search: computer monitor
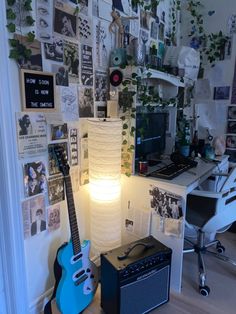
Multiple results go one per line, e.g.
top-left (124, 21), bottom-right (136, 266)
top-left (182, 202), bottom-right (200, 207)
top-left (135, 109), bottom-right (167, 166)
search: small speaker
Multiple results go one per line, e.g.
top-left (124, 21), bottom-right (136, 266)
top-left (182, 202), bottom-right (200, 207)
top-left (110, 70), bottom-right (123, 87)
top-left (110, 48), bottom-right (126, 67)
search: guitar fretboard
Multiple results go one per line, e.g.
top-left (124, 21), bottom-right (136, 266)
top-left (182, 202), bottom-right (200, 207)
top-left (64, 175), bottom-right (81, 255)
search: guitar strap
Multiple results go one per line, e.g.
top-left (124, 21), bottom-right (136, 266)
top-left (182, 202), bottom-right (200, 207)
top-left (44, 246), bottom-right (64, 314)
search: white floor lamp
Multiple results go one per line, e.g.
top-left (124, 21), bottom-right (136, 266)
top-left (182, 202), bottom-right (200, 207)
top-left (88, 118), bottom-right (122, 254)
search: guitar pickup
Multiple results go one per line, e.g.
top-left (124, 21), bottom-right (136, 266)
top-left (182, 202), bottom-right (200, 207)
top-left (74, 274), bottom-right (88, 286)
top-left (71, 253), bottom-right (83, 263)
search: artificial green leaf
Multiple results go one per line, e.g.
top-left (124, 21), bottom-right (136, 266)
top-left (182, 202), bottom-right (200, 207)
top-left (25, 16), bottom-right (35, 26)
top-left (6, 8), bottom-right (16, 20)
top-left (6, 22), bottom-right (16, 33)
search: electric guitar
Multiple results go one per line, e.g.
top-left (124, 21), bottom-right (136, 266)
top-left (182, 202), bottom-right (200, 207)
top-left (45, 146), bottom-right (98, 314)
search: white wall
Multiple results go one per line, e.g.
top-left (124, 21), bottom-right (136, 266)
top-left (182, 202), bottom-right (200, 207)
top-left (181, 0), bottom-right (236, 139)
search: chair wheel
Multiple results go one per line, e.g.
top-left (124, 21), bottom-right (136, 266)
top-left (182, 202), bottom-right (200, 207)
top-left (199, 285), bottom-right (210, 296)
top-left (216, 244), bottom-right (225, 254)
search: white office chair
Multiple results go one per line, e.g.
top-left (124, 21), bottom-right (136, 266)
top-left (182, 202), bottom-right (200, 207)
top-left (184, 166), bottom-right (236, 296)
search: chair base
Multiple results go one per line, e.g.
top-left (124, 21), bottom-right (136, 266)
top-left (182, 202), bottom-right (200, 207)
top-left (183, 229), bottom-right (236, 295)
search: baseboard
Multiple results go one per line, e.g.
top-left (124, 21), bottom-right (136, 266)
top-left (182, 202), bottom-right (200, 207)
top-left (29, 287), bottom-right (54, 314)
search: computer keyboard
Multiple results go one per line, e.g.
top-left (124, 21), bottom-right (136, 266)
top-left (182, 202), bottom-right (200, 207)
top-left (149, 163), bottom-right (193, 180)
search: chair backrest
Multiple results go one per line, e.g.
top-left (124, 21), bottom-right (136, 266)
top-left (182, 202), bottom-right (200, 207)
top-left (202, 166), bottom-right (236, 233)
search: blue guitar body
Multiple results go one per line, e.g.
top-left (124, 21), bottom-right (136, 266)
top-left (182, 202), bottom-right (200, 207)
top-left (56, 239), bottom-right (98, 314)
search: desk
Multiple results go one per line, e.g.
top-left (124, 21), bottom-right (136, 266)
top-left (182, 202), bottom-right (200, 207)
top-left (121, 156), bottom-right (229, 293)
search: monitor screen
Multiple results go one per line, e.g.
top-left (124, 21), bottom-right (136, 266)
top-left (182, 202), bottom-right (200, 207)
top-left (135, 111), bottom-right (167, 165)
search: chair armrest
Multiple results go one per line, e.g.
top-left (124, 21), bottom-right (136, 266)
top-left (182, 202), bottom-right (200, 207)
top-left (190, 189), bottom-right (223, 199)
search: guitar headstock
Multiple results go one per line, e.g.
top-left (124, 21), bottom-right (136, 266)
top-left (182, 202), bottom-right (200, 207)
top-left (53, 145), bottom-right (70, 176)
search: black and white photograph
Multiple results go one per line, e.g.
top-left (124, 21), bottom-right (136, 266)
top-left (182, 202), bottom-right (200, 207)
top-left (79, 87), bottom-right (94, 117)
top-left (213, 86), bottom-right (230, 100)
top-left (51, 123), bottom-right (68, 140)
top-left (140, 10), bottom-right (150, 30)
top-left (69, 128), bottom-right (78, 166)
top-left (228, 106), bottom-right (236, 119)
top-left (18, 114), bottom-right (33, 136)
top-left (227, 121), bottom-right (236, 134)
top-left (24, 161), bottom-right (47, 197)
top-left (44, 37), bottom-right (63, 62)
top-left (149, 186), bottom-right (183, 219)
top-left (48, 175), bottom-right (65, 205)
top-left (63, 40), bottom-right (79, 81)
top-left (226, 135), bottom-right (236, 149)
top-left (81, 45), bottom-right (93, 86)
top-left (150, 21), bottom-right (158, 39)
top-left (95, 105), bottom-right (106, 118)
top-left (78, 14), bottom-right (93, 43)
top-left (95, 70), bottom-right (108, 102)
top-left (52, 64), bottom-right (69, 86)
top-left (159, 22), bottom-right (165, 41)
top-left (54, 7), bottom-right (77, 38)
top-left (80, 169), bottom-right (89, 185)
top-left (48, 142), bottom-right (68, 176)
top-left (112, 0), bottom-right (130, 14)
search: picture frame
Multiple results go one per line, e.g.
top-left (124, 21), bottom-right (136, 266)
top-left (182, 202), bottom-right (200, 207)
top-left (213, 86), bottom-right (230, 100)
top-left (21, 69), bottom-right (56, 112)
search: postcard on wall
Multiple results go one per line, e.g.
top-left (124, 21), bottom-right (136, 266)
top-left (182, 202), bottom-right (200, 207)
top-left (36, 0), bottom-right (53, 42)
top-left (80, 169), bottom-right (89, 185)
top-left (227, 121), bottom-right (236, 134)
top-left (23, 161), bottom-right (47, 197)
top-left (228, 106), bottom-right (236, 120)
top-left (60, 84), bottom-right (79, 120)
top-left (14, 34), bottom-right (42, 71)
top-left (80, 137), bottom-right (89, 169)
top-left (51, 123), bottom-right (68, 140)
top-left (226, 135), bottom-right (236, 149)
top-left (47, 204), bottom-right (61, 231)
top-left (79, 87), bottom-right (94, 118)
top-left (16, 112), bottom-right (47, 158)
top-left (95, 70), bottom-right (108, 102)
top-left (69, 128), bottom-right (79, 166)
top-left (95, 104), bottom-right (106, 118)
top-left (48, 175), bottom-right (65, 205)
top-left (51, 64), bottom-right (69, 87)
top-left (149, 185), bottom-right (183, 238)
top-left (78, 14), bottom-right (93, 44)
top-left (70, 166), bottom-right (80, 192)
top-left (81, 45), bottom-right (93, 86)
top-left (213, 86), bottom-right (230, 100)
top-left (22, 194), bottom-right (46, 239)
top-left (43, 37), bottom-right (64, 62)
top-left (231, 59), bottom-right (236, 104)
top-left (54, 5), bottom-right (77, 39)
top-left (94, 19), bottom-right (112, 69)
top-left (63, 40), bottom-right (79, 83)
top-left (125, 205), bottom-right (151, 238)
top-left (48, 142), bottom-right (68, 176)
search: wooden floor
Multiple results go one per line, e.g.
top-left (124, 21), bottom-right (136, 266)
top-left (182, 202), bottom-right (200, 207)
top-left (52, 231), bottom-right (236, 314)
top-left (84, 232), bottom-right (236, 314)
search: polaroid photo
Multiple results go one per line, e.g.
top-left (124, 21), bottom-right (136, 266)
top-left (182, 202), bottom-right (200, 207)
top-left (228, 106), bottom-right (236, 120)
top-left (51, 123), bottom-right (68, 140)
top-left (213, 86), bottom-right (230, 100)
top-left (226, 135), bottom-right (236, 149)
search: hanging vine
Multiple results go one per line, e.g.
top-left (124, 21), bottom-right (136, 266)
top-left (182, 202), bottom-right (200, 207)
top-left (6, 0), bottom-right (35, 66)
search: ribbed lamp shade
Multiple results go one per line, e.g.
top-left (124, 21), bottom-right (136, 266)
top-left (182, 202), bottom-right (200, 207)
top-left (88, 119), bottom-right (122, 253)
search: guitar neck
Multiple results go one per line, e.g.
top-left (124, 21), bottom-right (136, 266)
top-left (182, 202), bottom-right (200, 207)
top-left (64, 175), bottom-right (81, 255)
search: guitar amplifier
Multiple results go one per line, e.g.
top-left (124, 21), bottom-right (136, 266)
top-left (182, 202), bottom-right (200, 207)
top-left (101, 236), bottom-right (172, 314)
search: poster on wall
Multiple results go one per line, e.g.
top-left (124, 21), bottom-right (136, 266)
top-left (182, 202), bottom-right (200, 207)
top-left (16, 112), bottom-right (47, 158)
top-left (47, 204), bottom-right (61, 231)
top-left (79, 87), bottom-right (94, 117)
top-left (50, 123), bottom-right (68, 140)
top-left (63, 40), bottom-right (79, 82)
top-left (54, 5), bottom-right (77, 38)
top-left (95, 70), bottom-right (108, 102)
top-left (59, 84), bottom-right (79, 120)
top-left (78, 14), bottom-right (93, 44)
top-left (48, 142), bottom-right (68, 176)
top-left (69, 128), bottom-right (79, 166)
top-left (23, 161), bottom-right (47, 197)
top-left (94, 19), bottom-right (112, 69)
top-left (149, 185), bottom-right (183, 238)
top-left (43, 37), bottom-right (64, 62)
top-left (52, 64), bottom-right (69, 86)
top-left (22, 194), bottom-right (46, 239)
top-left (48, 175), bottom-right (65, 205)
top-left (36, 0), bottom-right (53, 42)
top-left (81, 45), bottom-right (93, 86)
